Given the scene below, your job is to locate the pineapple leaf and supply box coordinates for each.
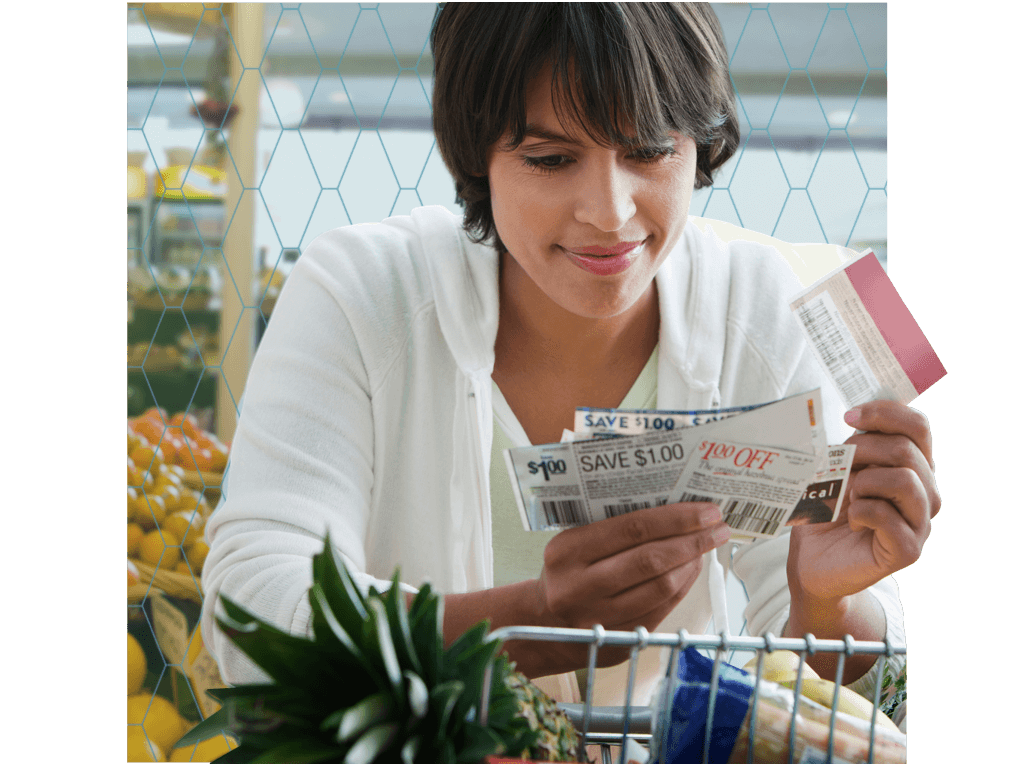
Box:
[308,584,385,691]
[312,534,370,633]
[367,598,405,695]
[404,670,429,720]
[400,735,421,764]
[245,739,346,764]
[173,707,230,748]
[407,581,435,622]
[383,570,423,675]
[454,724,503,764]
[447,640,503,726]
[334,692,393,743]
[215,596,331,686]
[195,743,253,764]
[430,679,465,735]
[343,722,401,764]
[226,692,316,737]
[444,620,494,667]
[439,737,457,764]
[408,590,441,687]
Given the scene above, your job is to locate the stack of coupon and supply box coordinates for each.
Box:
[503,388,855,543]
[506,248,948,544]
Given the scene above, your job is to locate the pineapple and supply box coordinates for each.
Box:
[177,533,583,762]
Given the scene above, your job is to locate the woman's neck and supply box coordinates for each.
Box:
[493,250,660,377]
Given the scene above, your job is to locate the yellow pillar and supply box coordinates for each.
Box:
[217,3,264,441]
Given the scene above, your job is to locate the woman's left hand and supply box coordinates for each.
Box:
[787,399,941,602]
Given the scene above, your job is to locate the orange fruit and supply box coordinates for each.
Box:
[153,433,176,462]
[142,406,169,424]
[181,415,202,441]
[174,561,192,576]
[192,448,215,472]
[132,416,165,446]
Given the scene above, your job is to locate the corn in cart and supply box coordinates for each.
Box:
[480,626,906,764]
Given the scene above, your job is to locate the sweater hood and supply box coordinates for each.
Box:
[407,206,733,411]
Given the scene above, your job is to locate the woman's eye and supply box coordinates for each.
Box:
[520,148,671,173]
[520,153,569,170]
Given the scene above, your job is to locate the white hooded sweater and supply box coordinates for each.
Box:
[201,206,904,702]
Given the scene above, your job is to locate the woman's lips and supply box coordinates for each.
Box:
[568,240,645,257]
[562,240,645,276]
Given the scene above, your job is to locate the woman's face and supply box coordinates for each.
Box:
[487,64,698,320]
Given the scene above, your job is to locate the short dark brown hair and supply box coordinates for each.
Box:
[429,2,739,251]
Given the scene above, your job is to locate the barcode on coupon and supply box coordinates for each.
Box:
[603,497,669,519]
[722,499,787,536]
[540,500,587,527]
[677,491,720,505]
[796,297,873,406]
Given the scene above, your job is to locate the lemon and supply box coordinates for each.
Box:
[185,540,209,573]
[128,633,147,695]
[128,725,163,762]
[159,484,184,513]
[163,511,203,547]
[140,529,180,567]
[169,733,237,761]
[128,523,145,557]
[128,693,186,755]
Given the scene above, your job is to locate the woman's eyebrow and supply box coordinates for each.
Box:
[517,124,673,151]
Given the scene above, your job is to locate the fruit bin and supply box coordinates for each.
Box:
[479,626,907,764]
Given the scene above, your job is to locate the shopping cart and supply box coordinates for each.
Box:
[479,625,906,764]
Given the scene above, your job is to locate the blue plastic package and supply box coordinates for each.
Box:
[657,647,756,764]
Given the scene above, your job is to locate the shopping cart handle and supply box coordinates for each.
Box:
[558,704,652,735]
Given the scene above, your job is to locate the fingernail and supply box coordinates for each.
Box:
[700,505,722,525]
[713,524,732,544]
[844,407,861,426]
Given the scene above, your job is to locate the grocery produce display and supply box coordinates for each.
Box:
[128,413,219,593]
[178,534,584,763]
[128,406,231,762]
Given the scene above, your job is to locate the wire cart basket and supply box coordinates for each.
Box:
[479,626,907,764]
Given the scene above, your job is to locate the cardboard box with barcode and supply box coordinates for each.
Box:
[149,589,228,720]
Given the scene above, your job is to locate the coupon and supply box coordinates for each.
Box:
[575,388,828,475]
[573,391,854,519]
[789,250,946,408]
[504,393,822,540]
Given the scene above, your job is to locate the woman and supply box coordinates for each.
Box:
[202,3,938,708]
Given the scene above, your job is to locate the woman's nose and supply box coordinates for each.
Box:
[573,157,637,232]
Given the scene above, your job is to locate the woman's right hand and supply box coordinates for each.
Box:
[523,502,732,674]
